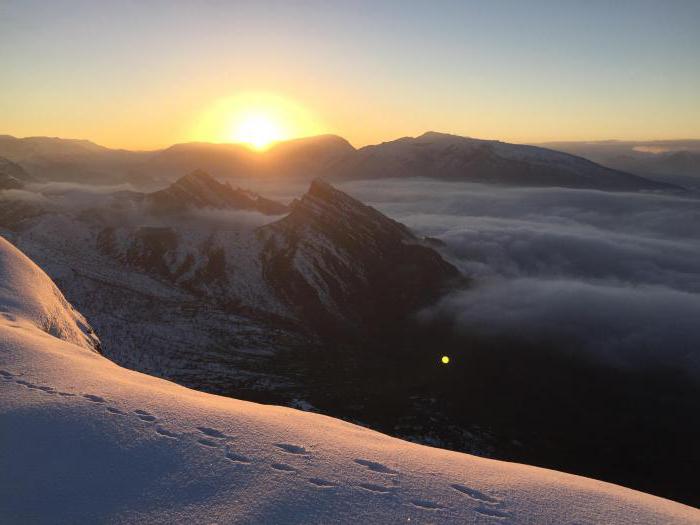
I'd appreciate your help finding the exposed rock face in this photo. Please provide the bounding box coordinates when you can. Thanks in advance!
[145,170,288,215]
[328,131,679,191]
[259,179,462,336]
[0,156,35,182]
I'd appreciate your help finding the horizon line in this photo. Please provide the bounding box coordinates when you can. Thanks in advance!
[3,131,700,153]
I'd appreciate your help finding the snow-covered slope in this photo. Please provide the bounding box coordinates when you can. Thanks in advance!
[328,132,679,191]
[0,238,99,351]
[0,237,697,524]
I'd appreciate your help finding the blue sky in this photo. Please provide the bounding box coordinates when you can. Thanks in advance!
[1,0,698,148]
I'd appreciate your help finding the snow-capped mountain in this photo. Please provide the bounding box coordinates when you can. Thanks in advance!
[82,178,459,335]
[259,180,461,335]
[0,177,461,404]
[539,140,700,191]
[0,135,150,184]
[1,235,697,524]
[327,132,679,191]
[144,170,289,214]
[0,132,678,192]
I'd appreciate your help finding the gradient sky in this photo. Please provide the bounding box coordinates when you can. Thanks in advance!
[1,0,699,149]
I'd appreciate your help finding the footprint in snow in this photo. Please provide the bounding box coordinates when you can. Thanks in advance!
[274,443,309,455]
[106,407,126,415]
[196,427,229,439]
[474,506,511,520]
[450,483,500,504]
[354,459,398,475]
[271,463,297,472]
[410,499,446,510]
[224,450,251,464]
[197,438,220,448]
[155,427,179,439]
[307,478,336,488]
[83,394,106,403]
[357,482,393,494]
[133,410,157,422]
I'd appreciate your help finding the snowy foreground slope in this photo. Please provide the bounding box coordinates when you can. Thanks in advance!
[0,238,697,524]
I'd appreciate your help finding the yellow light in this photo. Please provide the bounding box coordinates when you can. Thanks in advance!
[232,114,282,150]
[441,355,450,364]
[189,92,324,150]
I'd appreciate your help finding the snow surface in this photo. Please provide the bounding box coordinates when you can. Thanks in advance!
[0,236,698,524]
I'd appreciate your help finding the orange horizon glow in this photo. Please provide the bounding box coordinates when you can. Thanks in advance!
[187,92,326,151]
[3,90,700,152]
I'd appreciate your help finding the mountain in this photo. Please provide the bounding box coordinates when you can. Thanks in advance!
[1,236,697,524]
[326,132,679,191]
[0,179,460,399]
[0,135,153,185]
[145,170,289,215]
[538,140,700,191]
[2,132,682,192]
[142,134,355,183]
[0,133,355,187]
[102,179,460,336]
[259,180,461,335]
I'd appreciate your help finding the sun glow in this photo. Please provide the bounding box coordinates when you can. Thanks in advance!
[232,114,283,150]
[191,92,324,150]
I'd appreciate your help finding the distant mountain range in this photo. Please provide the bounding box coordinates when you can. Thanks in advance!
[325,132,677,191]
[142,135,354,184]
[537,139,700,191]
[0,132,685,191]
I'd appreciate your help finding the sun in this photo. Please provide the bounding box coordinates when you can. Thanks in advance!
[232,114,283,150]
[190,92,324,151]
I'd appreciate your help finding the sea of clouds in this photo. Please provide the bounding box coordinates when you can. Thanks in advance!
[338,179,700,378]
[3,176,699,377]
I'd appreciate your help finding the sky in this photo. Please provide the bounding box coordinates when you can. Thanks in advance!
[1,0,699,150]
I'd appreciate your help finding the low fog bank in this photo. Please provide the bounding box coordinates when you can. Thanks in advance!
[0,182,285,231]
[338,179,700,378]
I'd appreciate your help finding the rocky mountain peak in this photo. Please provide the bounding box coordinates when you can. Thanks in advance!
[259,181,462,336]
[146,170,288,215]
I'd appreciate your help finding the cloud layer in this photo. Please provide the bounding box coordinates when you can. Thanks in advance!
[339,179,700,377]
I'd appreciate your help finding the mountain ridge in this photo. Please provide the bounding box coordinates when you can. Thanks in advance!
[0,132,679,191]
[325,131,680,191]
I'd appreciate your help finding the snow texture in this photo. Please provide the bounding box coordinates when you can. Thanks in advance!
[0,236,697,524]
